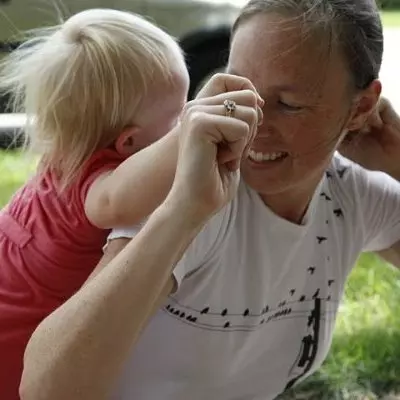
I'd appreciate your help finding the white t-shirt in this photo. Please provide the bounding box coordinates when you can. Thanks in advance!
[107,154,400,400]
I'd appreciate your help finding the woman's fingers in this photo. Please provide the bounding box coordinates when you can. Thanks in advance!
[189,89,260,110]
[360,98,394,135]
[217,137,247,170]
[196,73,264,106]
[379,97,400,128]
[184,103,258,130]
[189,112,251,172]
[192,74,263,165]
[186,89,263,146]
[181,96,260,171]
[186,111,250,144]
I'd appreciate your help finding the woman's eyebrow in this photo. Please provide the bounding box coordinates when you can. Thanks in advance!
[226,69,305,94]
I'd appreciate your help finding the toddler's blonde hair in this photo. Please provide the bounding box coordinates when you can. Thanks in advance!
[0,8,185,189]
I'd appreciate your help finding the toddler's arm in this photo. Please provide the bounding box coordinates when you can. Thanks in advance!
[84,127,179,228]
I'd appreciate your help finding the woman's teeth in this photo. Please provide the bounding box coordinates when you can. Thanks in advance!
[248,150,287,162]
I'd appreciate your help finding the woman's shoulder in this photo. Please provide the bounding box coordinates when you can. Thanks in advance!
[328,152,360,180]
[329,152,400,205]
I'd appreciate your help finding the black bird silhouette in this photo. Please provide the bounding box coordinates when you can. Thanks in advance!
[312,289,320,299]
[320,192,332,201]
[337,167,348,178]
[333,208,344,218]
[308,266,316,274]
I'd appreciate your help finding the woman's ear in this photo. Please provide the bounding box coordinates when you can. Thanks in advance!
[346,80,382,131]
[114,126,141,156]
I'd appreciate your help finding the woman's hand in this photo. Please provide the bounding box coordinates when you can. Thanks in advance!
[196,73,264,151]
[196,72,263,101]
[340,97,400,179]
[168,74,262,220]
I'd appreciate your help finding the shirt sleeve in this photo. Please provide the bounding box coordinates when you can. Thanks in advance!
[106,203,233,290]
[77,148,126,206]
[355,165,400,252]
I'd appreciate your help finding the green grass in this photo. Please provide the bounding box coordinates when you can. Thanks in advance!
[0,149,36,205]
[279,254,400,400]
[1,149,399,399]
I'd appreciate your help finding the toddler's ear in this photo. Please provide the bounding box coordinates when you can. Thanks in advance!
[115,126,140,156]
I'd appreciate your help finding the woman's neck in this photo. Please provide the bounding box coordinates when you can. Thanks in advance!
[258,175,323,225]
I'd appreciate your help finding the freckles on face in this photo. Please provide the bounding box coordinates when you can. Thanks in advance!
[228,13,352,155]
[228,13,353,197]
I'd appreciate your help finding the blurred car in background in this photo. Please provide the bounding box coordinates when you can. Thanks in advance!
[0,0,247,148]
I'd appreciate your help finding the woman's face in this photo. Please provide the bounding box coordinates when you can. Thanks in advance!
[228,13,377,203]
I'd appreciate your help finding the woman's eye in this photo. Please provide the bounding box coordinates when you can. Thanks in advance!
[278,100,303,111]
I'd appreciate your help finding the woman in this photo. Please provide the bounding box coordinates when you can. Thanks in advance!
[20,1,400,399]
